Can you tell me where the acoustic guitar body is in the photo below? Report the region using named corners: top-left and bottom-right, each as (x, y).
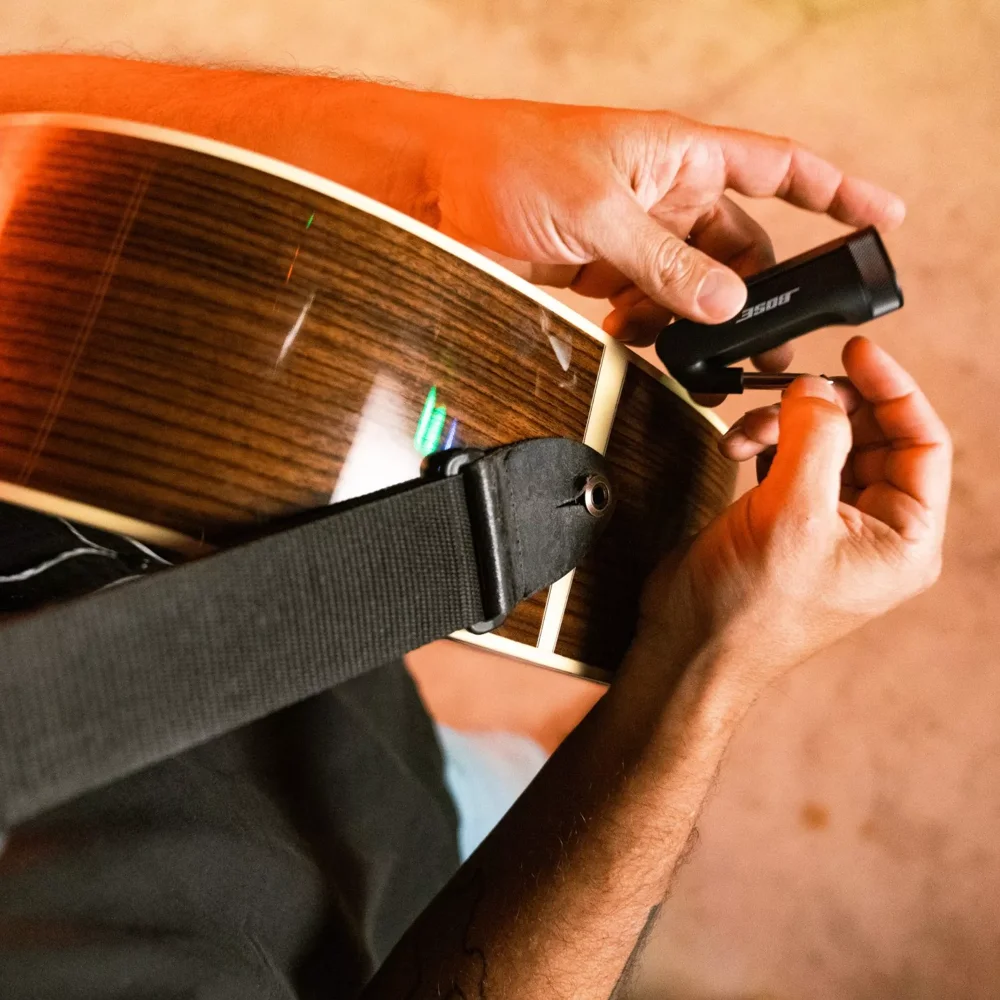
top-left (0, 115), bottom-right (734, 681)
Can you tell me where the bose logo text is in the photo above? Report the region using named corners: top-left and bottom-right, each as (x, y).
top-left (734, 287), bottom-right (800, 324)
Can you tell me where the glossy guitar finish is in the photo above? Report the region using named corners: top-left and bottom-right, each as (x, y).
top-left (0, 115), bottom-right (734, 680)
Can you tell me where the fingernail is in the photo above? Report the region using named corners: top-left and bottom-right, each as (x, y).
top-left (697, 270), bottom-right (746, 322)
top-left (782, 375), bottom-right (841, 404)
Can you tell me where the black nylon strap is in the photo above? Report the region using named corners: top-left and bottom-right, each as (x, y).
top-left (0, 438), bottom-right (612, 827)
top-left (0, 476), bottom-right (482, 827)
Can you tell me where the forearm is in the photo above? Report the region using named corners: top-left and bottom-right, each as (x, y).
top-left (365, 641), bottom-right (752, 1000)
top-left (0, 54), bottom-right (457, 222)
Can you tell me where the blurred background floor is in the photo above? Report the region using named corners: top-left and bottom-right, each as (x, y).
top-left (3, 0), bottom-right (999, 996)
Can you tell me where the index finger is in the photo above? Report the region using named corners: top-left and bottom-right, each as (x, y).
top-left (712, 126), bottom-right (906, 230)
top-left (842, 336), bottom-right (952, 514)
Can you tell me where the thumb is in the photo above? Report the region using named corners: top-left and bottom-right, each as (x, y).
top-left (593, 194), bottom-right (747, 323)
top-left (763, 377), bottom-right (852, 515)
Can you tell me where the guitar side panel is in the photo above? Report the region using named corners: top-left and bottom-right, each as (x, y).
top-left (556, 362), bottom-right (736, 673)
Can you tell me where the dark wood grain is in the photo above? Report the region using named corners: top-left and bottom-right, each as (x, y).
top-left (0, 125), bottom-right (608, 645)
top-left (557, 364), bottom-right (736, 671)
top-left (0, 121), bottom-right (733, 670)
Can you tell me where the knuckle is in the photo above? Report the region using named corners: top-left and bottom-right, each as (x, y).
top-left (754, 229), bottom-right (776, 267)
top-left (816, 399), bottom-right (852, 432)
top-left (775, 137), bottom-right (798, 192)
top-left (650, 239), bottom-right (697, 294)
top-left (941, 427), bottom-right (955, 462)
top-left (809, 405), bottom-right (850, 437)
top-left (907, 547), bottom-right (943, 595)
top-left (924, 551), bottom-right (944, 588)
top-left (786, 398), bottom-right (851, 446)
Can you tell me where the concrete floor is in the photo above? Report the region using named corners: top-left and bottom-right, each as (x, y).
top-left (3, 0), bottom-right (999, 996)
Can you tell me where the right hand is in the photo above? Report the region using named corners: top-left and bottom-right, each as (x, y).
top-left (628, 336), bottom-right (951, 702)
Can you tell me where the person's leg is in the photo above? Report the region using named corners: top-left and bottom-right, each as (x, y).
top-left (435, 725), bottom-right (549, 861)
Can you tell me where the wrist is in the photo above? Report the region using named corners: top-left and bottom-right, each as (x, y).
top-left (304, 80), bottom-right (459, 224)
top-left (615, 629), bottom-right (763, 738)
top-left (589, 637), bottom-right (758, 816)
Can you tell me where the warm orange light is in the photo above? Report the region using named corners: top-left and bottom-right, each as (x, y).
top-left (0, 123), bottom-right (47, 241)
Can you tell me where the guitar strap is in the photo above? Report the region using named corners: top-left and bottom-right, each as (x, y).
top-left (0, 438), bottom-right (612, 828)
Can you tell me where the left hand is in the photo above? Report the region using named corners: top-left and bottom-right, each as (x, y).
top-left (434, 100), bottom-right (905, 365)
top-left (625, 336), bottom-right (950, 706)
